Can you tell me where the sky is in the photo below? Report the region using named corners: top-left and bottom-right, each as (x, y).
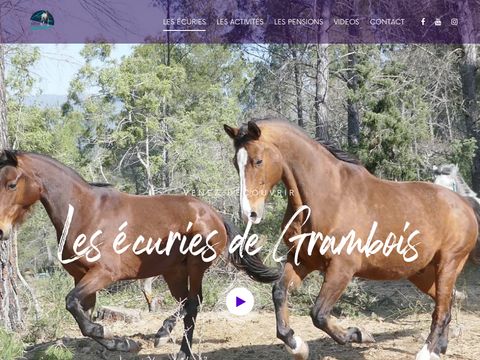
top-left (30, 44), bottom-right (133, 96)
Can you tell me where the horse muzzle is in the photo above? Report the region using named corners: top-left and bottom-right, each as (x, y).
top-left (242, 204), bottom-right (264, 224)
top-left (245, 211), bottom-right (261, 224)
top-left (0, 225), bottom-right (12, 241)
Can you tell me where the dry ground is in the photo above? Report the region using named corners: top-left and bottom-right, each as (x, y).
top-left (25, 309), bottom-right (480, 360)
top-left (25, 266), bottom-right (480, 360)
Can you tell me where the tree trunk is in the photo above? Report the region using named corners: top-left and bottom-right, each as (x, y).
top-left (0, 44), bottom-right (23, 331)
top-left (461, 43), bottom-right (479, 190)
top-left (162, 146), bottom-right (170, 188)
top-left (314, 44), bottom-right (329, 140)
top-left (457, 0), bottom-right (479, 190)
top-left (461, 45), bottom-right (477, 132)
top-left (346, 47), bottom-right (360, 146)
top-left (313, 0), bottom-right (333, 140)
top-left (290, 46), bottom-right (304, 128)
top-left (0, 45), bottom-right (8, 147)
top-left (346, 1), bottom-right (360, 147)
top-left (166, 0), bottom-right (171, 67)
top-left (138, 122), bottom-right (155, 196)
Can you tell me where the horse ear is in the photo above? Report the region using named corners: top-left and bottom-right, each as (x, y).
top-left (223, 124), bottom-right (239, 139)
top-left (6, 150), bottom-right (17, 164)
top-left (247, 121), bottom-right (261, 140)
top-left (0, 150), bottom-right (17, 167)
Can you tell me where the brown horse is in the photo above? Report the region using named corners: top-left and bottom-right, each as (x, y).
top-left (224, 118), bottom-right (480, 360)
top-left (0, 150), bottom-right (280, 359)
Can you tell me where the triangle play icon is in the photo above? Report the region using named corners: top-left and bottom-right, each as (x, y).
top-left (236, 296), bottom-right (246, 307)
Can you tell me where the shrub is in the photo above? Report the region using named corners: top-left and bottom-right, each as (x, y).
top-left (23, 271), bottom-right (74, 344)
top-left (0, 327), bottom-right (24, 360)
top-left (35, 344), bottom-right (73, 360)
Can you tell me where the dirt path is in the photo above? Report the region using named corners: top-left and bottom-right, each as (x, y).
top-left (26, 309), bottom-right (480, 360)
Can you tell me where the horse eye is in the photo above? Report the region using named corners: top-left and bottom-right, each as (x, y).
top-left (255, 159), bottom-right (263, 165)
top-left (8, 183), bottom-right (17, 190)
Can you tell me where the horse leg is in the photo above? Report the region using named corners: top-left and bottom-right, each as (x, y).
top-left (416, 256), bottom-right (468, 360)
top-left (409, 265), bottom-right (447, 355)
top-left (66, 268), bottom-right (139, 352)
top-left (176, 263), bottom-right (206, 360)
top-left (311, 263), bottom-right (374, 345)
top-left (155, 304), bottom-right (187, 346)
top-left (409, 263), bottom-right (467, 302)
top-left (409, 261), bottom-right (469, 354)
top-left (273, 260), bottom-right (310, 360)
top-left (408, 264), bottom-right (436, 299)
top-left (83, 293), bottom-right (97, 320)
top-left (154, 268), bottom-right (188, 349)
top-left (141, 277), bottom-right (156, 312)
top-left (74, 276), bottom-right (96, 320)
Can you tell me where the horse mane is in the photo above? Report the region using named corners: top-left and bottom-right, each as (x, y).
top-left (250, 117), bottom-right (362, 167)
top-left (0, 150), bottom-right (19, 169)
top-left (435, 163), bottom-right (479, 199)
top-left (317, 140), bottom-right (362, 165)
top-left (447, 165), bottom-right (478, 198)
top-left (89, 182), bottom-right (113, 188)
top-left (433, 164), bottom-right (457, 176)
top-left (0, 150), bottom-right (113, 188)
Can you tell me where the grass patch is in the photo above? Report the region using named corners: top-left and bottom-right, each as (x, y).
top-left (23, 271), bottom-right (75, 345)
top-left (35, 344), bottom-right (73, 360)
top-left (0, 327), bottom-right (24, 360)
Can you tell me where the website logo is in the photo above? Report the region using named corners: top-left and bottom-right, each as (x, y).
top-left (30, 10), bottom-right (54, 30)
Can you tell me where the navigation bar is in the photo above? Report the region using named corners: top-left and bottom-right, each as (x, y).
top-left (1, 0), bottom-right (477, 44)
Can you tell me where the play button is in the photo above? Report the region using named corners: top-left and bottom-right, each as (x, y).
top-left (226, 287), bottom-right (254, 316)
top-left (236, 296), bottom-right (246, 307)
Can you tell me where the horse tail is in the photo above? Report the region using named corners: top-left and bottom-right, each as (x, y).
top-left (463, 196), bottom-right (480, 264)
top-left (223, 219), bottom-right (282, 283)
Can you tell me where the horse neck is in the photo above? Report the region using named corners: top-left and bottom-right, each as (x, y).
top-left (20, 154), bottom-right (95, 238)
top-left (274, 131), bottom-right (344, 211)
top-left (453, 173), bottom-right (480, 199)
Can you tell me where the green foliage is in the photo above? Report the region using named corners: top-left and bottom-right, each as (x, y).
top-left (96, 280), bottom-right (151, 310)
top-left (24, 272), bottom-right (75, 344)
top-left (0, 327), bottom-right (24, 360)
top-left (334, 280), bottom-right (379, 317)
top-left (64, 44), bottom-right (247, 214)
top-left (356, 47), bottom-right (429, 180)
top-left (6, 46), bottom-right (40, 100)
top-left (447, 138), bottom-right (477, 183)
top-left (35, 344), bottom-right (73, 360)
top-left (17, 204), bottom-right (57, 274)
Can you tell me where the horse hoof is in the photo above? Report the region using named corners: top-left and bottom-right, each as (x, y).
top-left (125, 338), bottom-right (141, 353)
top-left (154, 335), bottom-right (169, 347)
top-left (416, 344), bottom-right (440, 360)
top-left (175, 351), bottom-right (188, 360)
top-left (453, 289), bottom-right (467, 302)
top-left (359, 327), bottom-right (375, 343)
top-left (286, 335), bottom-right (309, 360)
top-left (103, 327), bottom-right (113, 339)
top-left (346, 326), bottom-right (375, 343)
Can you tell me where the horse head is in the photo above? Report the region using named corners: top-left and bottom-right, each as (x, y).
top-left (0, 150), bottom-right (42, 240)
top-left (224, 121), bottom-right (283, 224)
